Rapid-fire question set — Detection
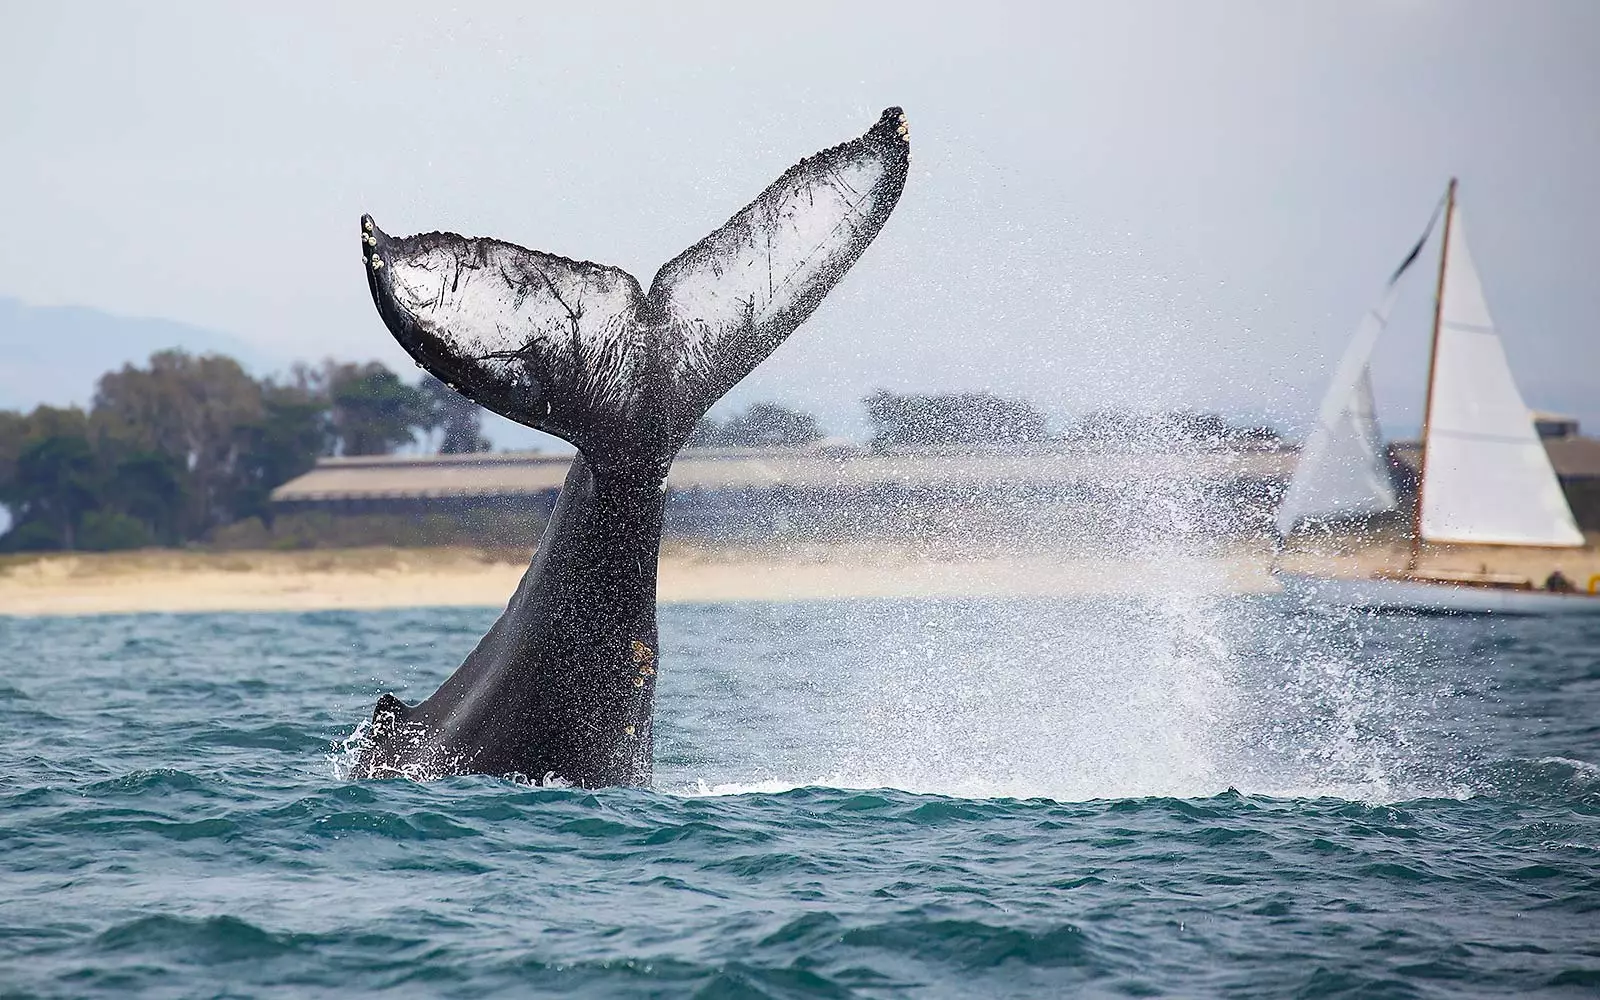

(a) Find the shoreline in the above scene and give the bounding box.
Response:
[1,540,1595,618]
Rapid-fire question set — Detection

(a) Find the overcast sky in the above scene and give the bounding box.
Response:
[3,1,1596,446]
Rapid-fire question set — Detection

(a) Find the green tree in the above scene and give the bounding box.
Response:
[0,409,28,494]
[722,402,825,446]
[0,352,502,550]
[100,449,187,545]
[419,374,491,454]
[327,362,428,456]
[0,407,96,549]
[683,402,825,448]
[1061,409,1283,449]
[229,380,332,522]
[0,411,99,550]
[864,390,1049,449]
[93,350,265,535]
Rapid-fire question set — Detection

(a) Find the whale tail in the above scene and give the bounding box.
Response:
[360,108,910,470]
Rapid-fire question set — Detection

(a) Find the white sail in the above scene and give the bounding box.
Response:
[1419,205,1583,547]
[1277,287,1402,535]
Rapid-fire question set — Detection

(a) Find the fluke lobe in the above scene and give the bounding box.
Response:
[351,108,910,786]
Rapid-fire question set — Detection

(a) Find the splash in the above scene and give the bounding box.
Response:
[327,716,488,784]
[667,455,1476,805]
[675,595,1474,805]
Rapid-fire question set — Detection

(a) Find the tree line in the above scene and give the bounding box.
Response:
[860,391,1277,451]
[0,347,1278,552]
[0,350,490,552]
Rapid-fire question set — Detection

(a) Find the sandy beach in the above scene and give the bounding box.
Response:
[0,537,1595,618]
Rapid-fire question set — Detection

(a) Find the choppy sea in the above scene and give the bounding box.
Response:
[1,593,1596,997]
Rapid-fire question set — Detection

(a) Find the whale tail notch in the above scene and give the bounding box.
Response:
[361,107,910,469]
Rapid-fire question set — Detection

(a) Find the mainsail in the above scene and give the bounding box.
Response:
[1275,290,1401,535]
[1417,204,1583,547]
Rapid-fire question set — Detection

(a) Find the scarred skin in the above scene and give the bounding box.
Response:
[351,108,910,786]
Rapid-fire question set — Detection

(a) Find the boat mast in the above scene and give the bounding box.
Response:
[1409,177,1456,572]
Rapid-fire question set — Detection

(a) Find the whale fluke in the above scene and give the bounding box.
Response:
[363,107,909,470]
[646,107,910,425]
[352,109,909,786]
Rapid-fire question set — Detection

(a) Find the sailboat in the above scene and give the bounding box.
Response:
[1275,179,1599,615]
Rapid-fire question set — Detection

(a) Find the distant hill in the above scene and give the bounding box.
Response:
[0,297,274,412]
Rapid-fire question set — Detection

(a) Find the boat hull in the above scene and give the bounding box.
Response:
[1274,571,1600,616]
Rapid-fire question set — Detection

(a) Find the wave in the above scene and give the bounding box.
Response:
[94,914,307,963]
[1471,756,1600,812]
[670,772,1473,807]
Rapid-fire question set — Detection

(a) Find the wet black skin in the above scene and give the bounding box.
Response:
[349,108,910,786]
[360,456,665,785]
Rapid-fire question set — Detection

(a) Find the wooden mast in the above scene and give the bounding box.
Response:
[1409,177,1456,573]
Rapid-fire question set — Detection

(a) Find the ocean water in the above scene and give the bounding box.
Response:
[0,594,1596,998]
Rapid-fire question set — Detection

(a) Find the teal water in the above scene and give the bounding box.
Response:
[0,596,1596,997]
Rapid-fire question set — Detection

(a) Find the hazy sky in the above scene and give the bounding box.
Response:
[3,1,1596,446]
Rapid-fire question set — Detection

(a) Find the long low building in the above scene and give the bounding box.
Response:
[270,446,1297,504]
[269,436,1600,539]
[269,444,1296,539]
